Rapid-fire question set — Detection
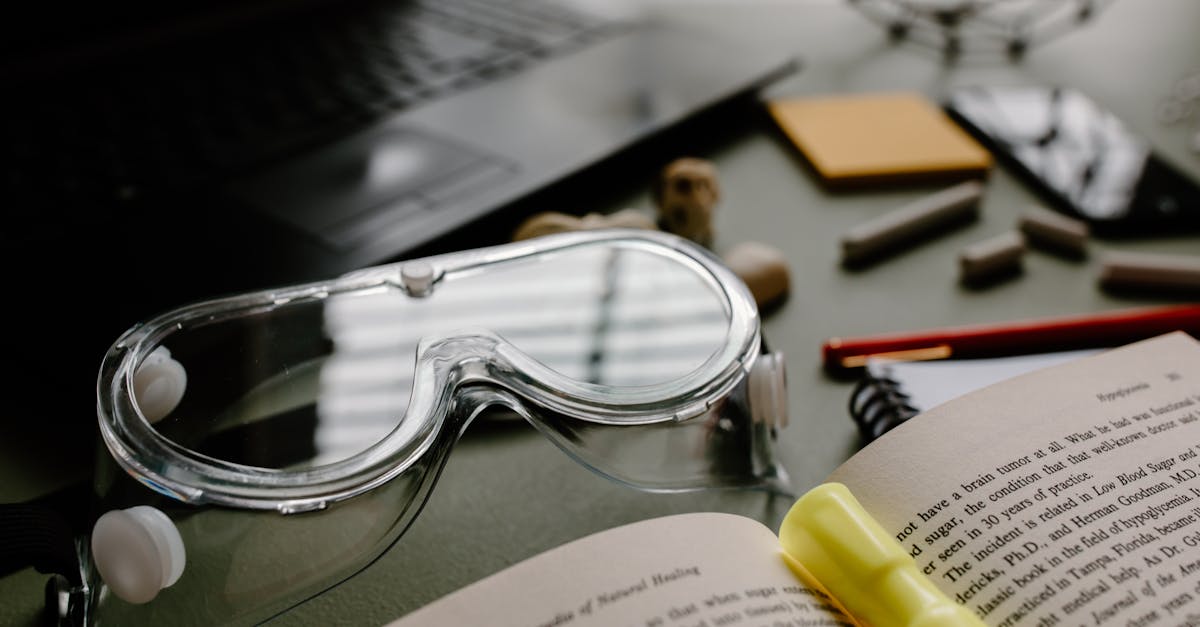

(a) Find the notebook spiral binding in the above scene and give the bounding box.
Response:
[848,369,920,443]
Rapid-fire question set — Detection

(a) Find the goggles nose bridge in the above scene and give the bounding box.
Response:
[413,329,617,439]
[450,386,535,432]
[407,329,523,432]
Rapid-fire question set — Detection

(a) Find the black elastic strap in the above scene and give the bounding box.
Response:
[0,504,81,586]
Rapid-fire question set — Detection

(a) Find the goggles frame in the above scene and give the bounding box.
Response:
[96,230,766,514]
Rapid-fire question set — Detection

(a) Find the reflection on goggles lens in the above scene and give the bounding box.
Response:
[155,242,731,470]
[83,231,788,625]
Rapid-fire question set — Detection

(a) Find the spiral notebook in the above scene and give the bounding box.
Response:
[849,349,1100,441]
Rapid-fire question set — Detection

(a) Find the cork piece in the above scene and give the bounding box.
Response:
[1018,206,1089,258]
[654,158,719,247]
[1099,252,1200,293]
[722,241,791,308]
[841,180,984,265]
[959,231,1025,285]
[512,209,656,242]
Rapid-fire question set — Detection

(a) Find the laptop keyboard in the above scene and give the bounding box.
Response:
[3,0,628,225]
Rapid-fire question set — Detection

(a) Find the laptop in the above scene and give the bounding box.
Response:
[1,0,796,475]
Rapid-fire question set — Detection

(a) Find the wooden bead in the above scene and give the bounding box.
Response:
[722,241,791,308]
[840,181,983,265]
[959,231,1025,285]
[512,209,656,242]
[1018,206,1088,258]
[1099,252,1200,293]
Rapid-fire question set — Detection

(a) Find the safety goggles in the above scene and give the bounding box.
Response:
[71,229,789,625]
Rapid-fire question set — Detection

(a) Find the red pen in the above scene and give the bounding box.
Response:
[823,304,1200,370]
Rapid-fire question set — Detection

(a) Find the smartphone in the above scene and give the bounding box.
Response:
[945,85,1200,236]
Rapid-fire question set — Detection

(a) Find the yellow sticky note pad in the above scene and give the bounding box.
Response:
[769,92,992,187]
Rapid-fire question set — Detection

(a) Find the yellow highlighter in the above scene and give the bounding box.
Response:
[779,483,986,627]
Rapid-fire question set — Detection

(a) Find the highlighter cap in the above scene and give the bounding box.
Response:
[779,483,984,627]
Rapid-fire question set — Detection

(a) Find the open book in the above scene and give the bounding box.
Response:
[389,332,1200,626]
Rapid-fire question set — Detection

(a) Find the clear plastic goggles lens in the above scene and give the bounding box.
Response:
[143,240,731,471]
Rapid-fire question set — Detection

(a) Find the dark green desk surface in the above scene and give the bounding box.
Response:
[2,1,1197,625]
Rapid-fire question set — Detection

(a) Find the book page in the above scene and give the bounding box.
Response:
[829,332,1200,626]
[386,513,853,627]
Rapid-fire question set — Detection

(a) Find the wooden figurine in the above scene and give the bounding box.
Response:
[653,158,719,247]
